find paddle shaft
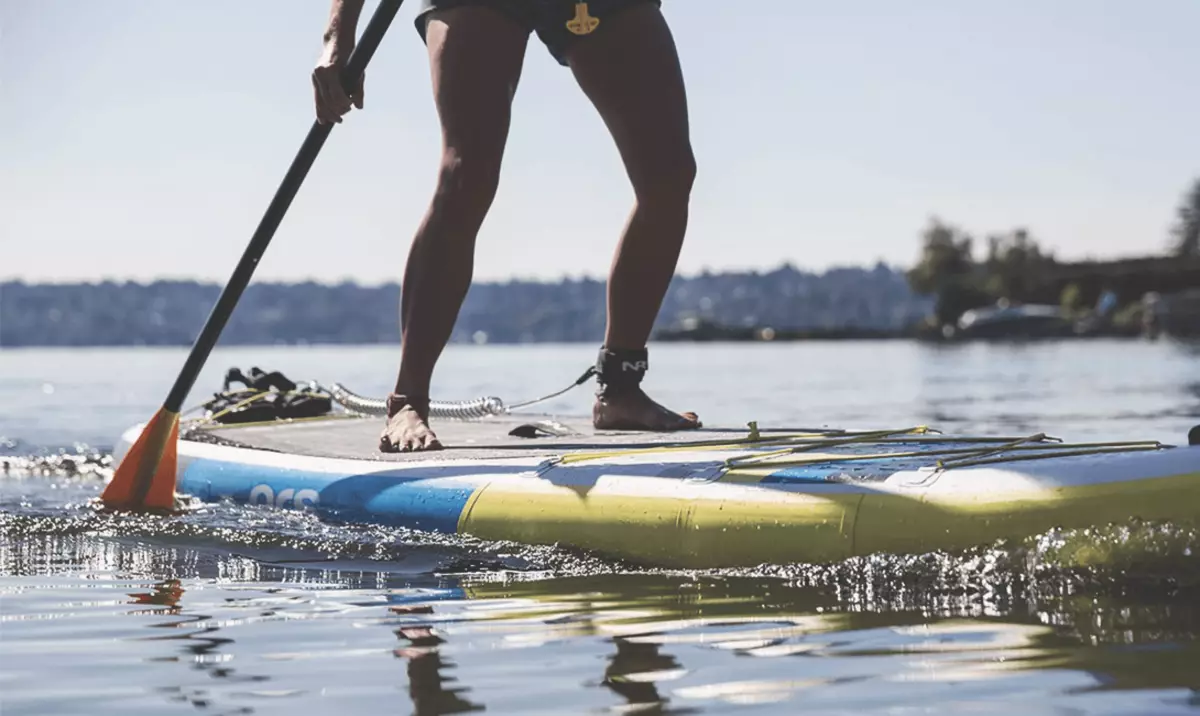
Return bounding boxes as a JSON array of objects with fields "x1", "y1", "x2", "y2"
[{"x1": 163, "y1": 0, "x2": 404, "y2": 413}]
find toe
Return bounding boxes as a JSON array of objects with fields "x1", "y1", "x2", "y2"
[
  {"x1": 668, "y1": 411, "x2": 700, "y2": 430},
  {"x1": 379, "y1": 434, "x2": 396, "y2": 453}
]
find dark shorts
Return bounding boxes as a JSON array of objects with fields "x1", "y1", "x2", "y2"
[{"x1": 415, "y1": 0, "x2": 662, "y2": 66}]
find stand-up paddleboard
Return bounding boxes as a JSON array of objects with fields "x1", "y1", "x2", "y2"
[{"x1": 111, "y1": 375, "x2": 1200, "y2": 569}]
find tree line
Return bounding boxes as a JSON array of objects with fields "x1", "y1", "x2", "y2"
[
  {"x1": 906, "y1": 176, "x2": 1200, "y2": 327},
  {"x1": 1, "y1": 264, "x2": 933, "y2": 347}
]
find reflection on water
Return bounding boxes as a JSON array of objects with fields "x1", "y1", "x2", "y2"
[
  {"x1": 3, "y1": 529, "x2": 1200, "y2": 715},
  {"x1": 393, "y1": 604, "x2": 485, "y2": 715}
]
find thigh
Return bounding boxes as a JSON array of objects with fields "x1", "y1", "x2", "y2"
[
  {"x1": 422, "y1": 6, "x2": 531, "y2": 153},
  {"x1": 562, "y1": 2, "x2": 693, "y2": 192}
]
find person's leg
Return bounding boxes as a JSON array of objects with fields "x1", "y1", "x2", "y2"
[
  {"x1": 559, "y1": 1, "x2": 701, "y2": 431},
  {"x1": 381, "y1": 5, "x2": 531, "y2": 452}
]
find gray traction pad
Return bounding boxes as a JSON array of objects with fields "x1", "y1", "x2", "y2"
[{"x1": 187, "y1": 413, "x2": 814, "y2": 462}]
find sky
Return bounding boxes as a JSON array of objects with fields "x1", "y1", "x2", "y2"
[{"x1": 3, "y1": 0, "x2": 1199, "y2": 285}]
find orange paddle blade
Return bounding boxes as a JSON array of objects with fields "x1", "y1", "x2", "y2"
[{"x1": 101, "y1": 408, "x2": 180, "y2": 511}]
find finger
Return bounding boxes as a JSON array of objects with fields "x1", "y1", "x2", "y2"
[
  {"x1": 321, "y1": 68, "x2": 353, "y2": 116},
  {"x1": 315, "y1": 82, "x2": 340, "y2": 124},
  {"x1": 352, "y1": 72, "x2": 365, "y2": 110},
  {"x1": 314, "y1": 67, "x2": 351, "y2": 120},
  {"x1": 312, "y1": 74, "x2": 331, "y2": 124},
  {"x1": 313, "y1": 71, "x2": 342, "y2": 124},
  {"x1": 314, "y1": 73, "x2": 348, "y2": 123}
]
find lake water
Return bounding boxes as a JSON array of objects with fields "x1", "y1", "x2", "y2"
[{"x1": 3, "y1": 340, "x2": 1200, "y2": 715}]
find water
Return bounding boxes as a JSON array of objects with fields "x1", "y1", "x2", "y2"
[{"x1": 3, "y1": 340, "x2": 1200, "y2": 714}]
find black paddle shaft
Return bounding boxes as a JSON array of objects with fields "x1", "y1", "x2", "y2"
[{"x1": 163, "y1": 0, "x2": 405, "y2": 413}]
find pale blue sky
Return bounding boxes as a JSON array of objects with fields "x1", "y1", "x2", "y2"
[{"x1": 4, "y1": 0, "x2": 1198, "y2": 285}]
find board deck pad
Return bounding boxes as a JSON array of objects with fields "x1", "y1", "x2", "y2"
[
  {"x1": 180, "y1": 413, "x2": 1180, "y2": 485},
  {"x1": 189, "y1": 413, "x2": 816, "y2": 462}
]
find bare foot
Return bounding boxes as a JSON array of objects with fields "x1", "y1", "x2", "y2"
[
  {"x1": 593, "y1": 388, "x2": 701, "y2": 432},
  {"x1": 379, "y1": 395, "x2": 444, "y2": 453}
]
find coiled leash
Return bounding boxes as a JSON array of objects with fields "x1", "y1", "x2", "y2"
[
  {"x1": 189, "y1": 347, "x2": 653, "y2": 425},
  {"x1": 329, "y1": 346, "x2": 651, "y2": 419}
]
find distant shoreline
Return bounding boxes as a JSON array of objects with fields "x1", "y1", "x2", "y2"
[
  {"x1": 0, "y1": 267, "x2": 934, "y2": 348},
  {"x1": 0, "y1": 331, "x2": 1159, "y2": 349}
]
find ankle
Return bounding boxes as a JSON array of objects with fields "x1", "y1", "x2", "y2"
[
  {"x1": 386, "y1": 393, "x2": 431, "y2": 418},
  {"x1": 594, "y1": 345, "x2": 649, "y2": 398},
  {"x1": 595, "y1": 386, "x2": 645, "y2": 403}
]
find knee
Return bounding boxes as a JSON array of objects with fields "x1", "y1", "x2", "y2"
[
  {"x1": 431, "y1": 144, "x2": 505, "y2": 221},
  {"x1": 631, "y1": 144, "x2": 697, "y2": 206}
]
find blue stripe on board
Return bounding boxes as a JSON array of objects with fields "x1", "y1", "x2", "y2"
[{"x1": 179, "y1": 458, "x2": 480, "y2": 534}]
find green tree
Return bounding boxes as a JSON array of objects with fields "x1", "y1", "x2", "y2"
[
  {"x1": 983, "y1": 227, "x2": 1053, "y2": 300},
  {"x1": 907, "y1": 218, "x2": 991, "y2": 326},
  {"x1": 1171, "y1": 177, "x2": 1200, "y2": 257},
  {"x1": 906, "y1": 218, "x2": 975, "y2": 294}
]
